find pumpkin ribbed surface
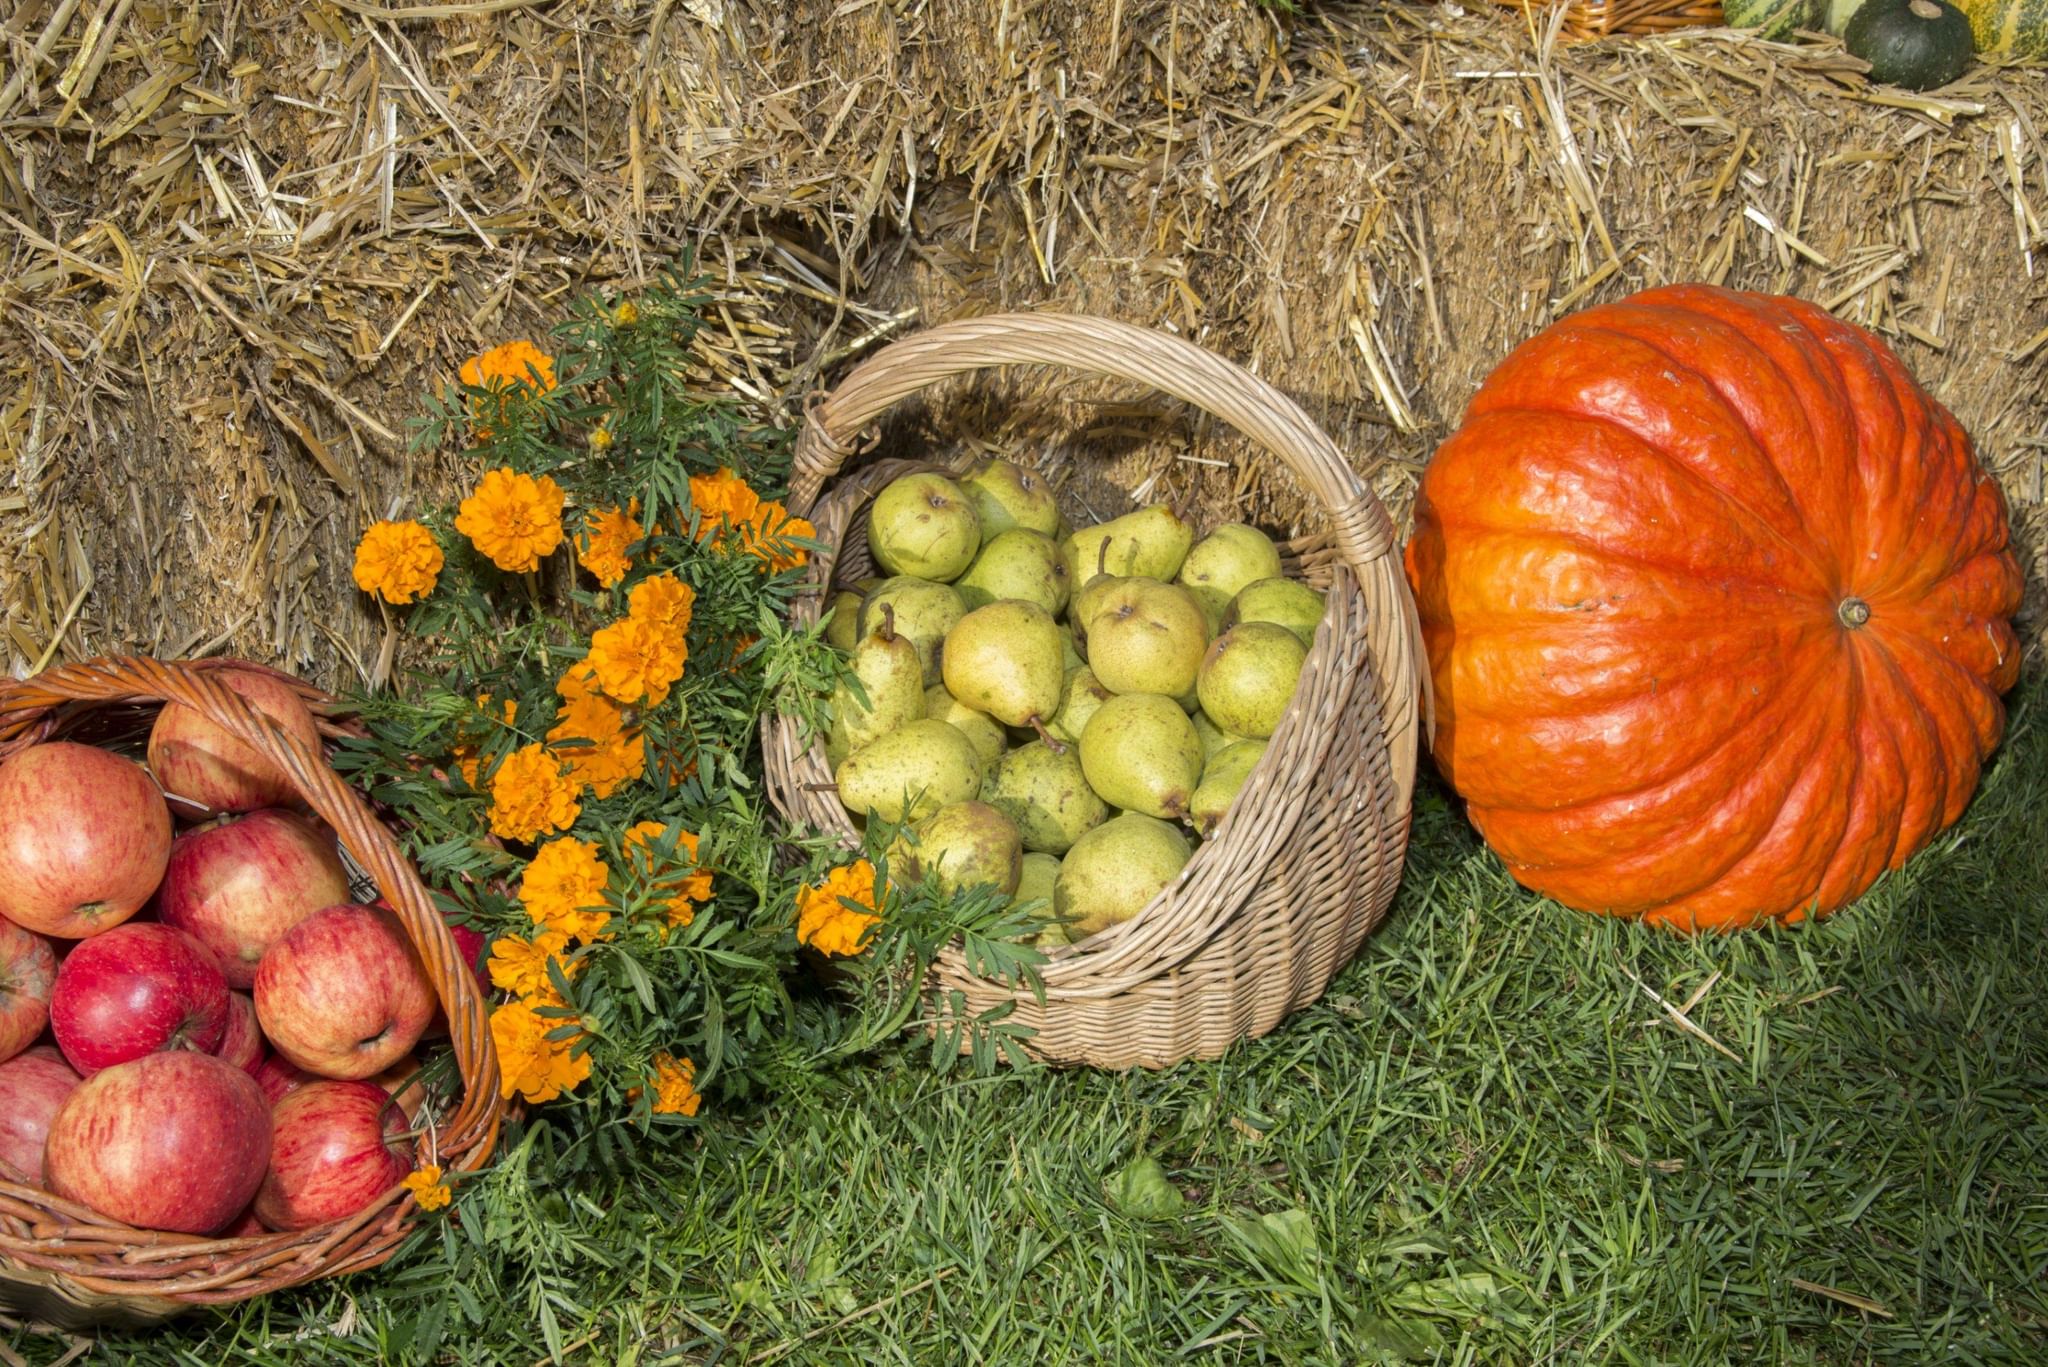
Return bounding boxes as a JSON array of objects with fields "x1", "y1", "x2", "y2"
[{"x1": 1405, "y1": 284, "x2": 2023, "y2": 931}]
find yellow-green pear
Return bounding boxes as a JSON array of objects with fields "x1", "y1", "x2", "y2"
[
  {"x1": 985, "y1": 740, "x2": 1109, "y2": 855},
  {"x1": 960, "y1": 458, "x2": 1061, "y2": 537},
  {"x1": 835, "y1": 719, "x2": 983, "y2": 825},
  {"x1": 1189, "y1": 739, "x2": 1267, "y2": 837},
  {"x1": 859, "y1": 577, "x2": 965, "y2": 683},
  {"x1": 1177, "y1": 524, "x2": 1283, "y2": 631},
  {"x1": 941, "y1": 600, "x2": 1064, "y2": 730},
  {"x1": 1059, "y1": 625, "x2": 1084, "y2": 672},
  {"x1": 1190, "y1": 709, "x2": 1238, "y2": 761},
  {"x1": 823, "y1": 589, "x2": 864, "y2": 653},
  {"x1": 1015, "y1": 851, "x2": 1061, "y2": 912},
  {"x1": 868, "y1": 473, "x2": 981, "y2": 581},
  {"x1": 899, "y1": 801, "x2": 1022, "y2": 897},
  {"x1": 1046, "y1": 667, "x2": 1114, "y2": 745},
  {"x1": 1056, "y1": 813, "x2": 1192, "y2": 937},
  {"x1": 1196, "y1": 623, "x2": 1307, "y2": 740},
  {"x1": 825, "y1": 615, "x2": 926, "y2": 757},
  {"x1": 1077, "y1": 693, "x2": 1203, "y2": 820},
  {"x1": 1224, "y1": 577, "x2": 1325, "y2": 649},
  {"x1": 1083, "y1": 578, "x2": 1210, "y2": 699},
  {"x1": 955, "y1": 529, "x2": 1071, "y2": 615},
  {"x1": 1062, "y1": 505, "x2": 1194, "y2": 587},
  {"x1": 924, "y1": 684, "x2": 1006, "y2": 768}
]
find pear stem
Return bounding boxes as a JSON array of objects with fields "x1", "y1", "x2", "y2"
[
  {"x1": 878, "y1": 603, "x2": 897, "y2": 642},
  {"x1": 1027, "y1": 717, "x2": 1063, "y2": 751}
]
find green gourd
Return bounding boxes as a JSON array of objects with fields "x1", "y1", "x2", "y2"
[{"x1": 1845, "y1": 0, "x2": 1976, "y2": 89}]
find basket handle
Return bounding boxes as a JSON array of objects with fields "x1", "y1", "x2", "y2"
[
  {"x1": 0, "y1": 657, "x2": 503, "y2": 1171},
  {"x1": 792, "y1": 312, "x2": 1400, "y2": 580}
]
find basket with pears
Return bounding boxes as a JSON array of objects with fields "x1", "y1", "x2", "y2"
[{"x1": 766, "y1": 313, "x2": 1422, "y2": 1069}]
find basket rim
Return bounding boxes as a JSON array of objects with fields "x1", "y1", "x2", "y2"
[{"x1": 0, "y1": 654, "x2": 503, "y2": 1322}]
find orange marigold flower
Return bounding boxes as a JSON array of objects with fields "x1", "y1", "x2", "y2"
[
  {"x1": 487, "y1": 928, "x2": 577, "y2": 999},
  {"x1": 587, "y1": 616, "x2": 686, "y2": 706},
  {"x1": 687, "y1": 468, "x2": 763, "y2": 535},
  {"x1": 488, "y1": 742, "x2": 580, "y2": 843},
  {"x1": 461, "y1": 340, "x2": 557, "y2": 395},
  {"x1": 742, "y1": 501, "x2": 814, "y2": 573},
  {"x1": 351, "y1": 520, "x2": 443, "y2": 605},
  {"x1": 454, "y1": 694, "x2": 518, "y2": 789},
  {"x1": 796, "y1": 860, "x2": 882, "y2": 958},
  {"x1": 548, "y1": 662, "x2": 646, "y2": 799},
  {"x1": 627, "y1": 573, "x2": 695, "y2": 632},
  {"x1": 624, "y1": 821, "x2": 711, "y2": 930},
  {"x1": 455, "y1": 468, "x2": 565, "y2": 574},
  {"x1": 576, "y1": 500, "x2": 642, "y2": 589},
  {"x1": 648, "y1": 1052, "x2": 702, "y2": 1117},
  {"x1": 400, "y1": 1165, "x2": 453, "y2": 1212},
  {"x1": 490, "y1": 998, "x2": 591, "y2": 1104},
  {"x1": 518, "y1": 837, "x2": 612, "y2": 943}
]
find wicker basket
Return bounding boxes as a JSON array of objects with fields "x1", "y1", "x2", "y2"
[
  {"x1": 1491, "y1": 0, "x2": 1725, "y2": 40},
  {"x1": 763, "y1": 313, "x2": 1428, "y2": 1070},
  {"x1": 0, "y1": 656, "x2": 502, "y2": 1330}
]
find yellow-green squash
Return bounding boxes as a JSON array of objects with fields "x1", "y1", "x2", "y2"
[{"x1": 1956, "y1": 0, "x2": 2048, "y2": 54}]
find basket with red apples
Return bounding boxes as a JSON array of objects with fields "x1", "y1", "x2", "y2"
[{"x1": 0, "y1": 656, "x2": 500, "y2": 1328}]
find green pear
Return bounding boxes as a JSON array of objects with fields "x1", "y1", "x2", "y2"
[
  {"x1": 1056, "y1": 813, "x2": 1192, "y2": 937},
  {"x1": 1077, "y1": 693, "x2": 1203, "y2": 820},
  {"x1": 1083, "y1": 578, "x2": 1210, "y2": 699},
  {"x1": 835, "y1": 719, "x2": 983, "y2": 825},
  {"x1": 1190, "y1": 709, "x2": 1238, "y2": 760},
  {"x1": 1068, "y1": 564, "x2": 1131, "y2": 647},
  {"x1": 1189, "y1": 739, "x2": 1268, "y2": 837},
  {"x1": 1197, "y1": 623, "x2": 1308, "y2": 740},
  {"x1": 825, "y1": 614, "x2": 926, "y2": 757},
  {"x1": 1177, "y1": 524, "x2": 1283, "y2": 631},
  {"x1": 1046, "y1": 667, "x2": 1114, "y2": 745},
  {"x1": 899, "y1": 801, "x2": 1022, "y2": 896},
  {"x1": 868, "y1": 473, "x2": 981, "y2": 581},
  {"x1": 1015, "y1": 851, "x2": 1061, "y2": 912},
  {"x1": 985, "y1": 740, "x2": 1109, "y2": 855},
  {"x1": 941, "y1": 600, "x2": 1065, "y2": 729},
  {"x1": 955, "y1": 529, "x2": 1071, "y2": 615},
  {"x1": 1063, "y1": 505, "x2": 1194, "y2": 587},
  {"x1": 823, "y1": 589, "x2": 864, "y2": 653},
  {"x1": 961, "y1": 458, "x2": 1061, "y2": 537},
  {"x1": 1224, "y1": 577, "x2": 1325, "y2": 649},
  {"x1": 860, "y1": 577, "x2": 965, "y2": 683},
  {"x1": 924, "y1": 684, "x2": 1006, "y2": 768},
  {"x1": 1059, "y1": 625, "x2": 1085, "y2": 672}
]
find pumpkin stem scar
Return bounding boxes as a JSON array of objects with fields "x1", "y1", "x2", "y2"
[{"x1": 1838, "y1": 597, "x2": 1872, "y2": 629}]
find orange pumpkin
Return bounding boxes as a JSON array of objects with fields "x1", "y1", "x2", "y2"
[{"x1": 1405, "y1": 284, "x2": 2023, "y2": 931}]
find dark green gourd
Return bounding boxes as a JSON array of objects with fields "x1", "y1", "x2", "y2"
[{"x1": 1844, "y1": 0, "x2": 1976, "y2": 89}]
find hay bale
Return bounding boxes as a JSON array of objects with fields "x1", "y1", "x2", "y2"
[{"x1": 1, "y1": 0, "x2": 2043, "y2": 688}]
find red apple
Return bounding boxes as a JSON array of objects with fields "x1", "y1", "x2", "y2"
[
  {"x1": 155, "y1": 809, "x2": 352, "y2": 989},
  {"x1": 254, "y1": 1080, "x2": 412, "y2": 1231},
  {"x1": 215, "y1": 991, "x2": 263, "y2": 1073},
  {"x1": 369, "y1": 1053, "x2": 428, "y2": 1122},
  {"x1": 0, "y1": 1046, "x2": 81, "y2": 1186},
  {"x1": 253, "y1": 1052, "x2": 313, "y2": 1105},
  {"x1": 49, "y1": 922, "x2": 229, "y2": 1075},
  {"x1": 0, "y1": 742, "x2": 172, "y2": 939},
  {"x1": 220, "y1": 1205, "x2": 266, "y2": 1237},
  {"x1": 254, "y1": 904, "x2": 434, "y2": 1079},
  {"x1": 146, "y1": 666, "x2": 321, "y2": 818},
  {"x1": 44, "y1": 1050, "x2": 270, "y2": 1234},
  {"x1": 0, "y1": 918, "x2": 58, "y2": 1063}
]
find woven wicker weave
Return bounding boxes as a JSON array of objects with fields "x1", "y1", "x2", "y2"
[
  {"x1": 1492, "y1": 0, "x2": 1724, "y2": 40},
  {"x1": 763, "y1": 313, "x2": 1428, "y2": 1070},
  {"x1": 0, "y1": 656, "x2": 502, "y2": 1329}
]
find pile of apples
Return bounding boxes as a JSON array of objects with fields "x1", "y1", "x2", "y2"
[
  {"x1": 0, "y1": 668, "x2": 477, "y2": 1238},
  {"x1": 822, "y1": 460, "x2": 1325, "y2": 943}
]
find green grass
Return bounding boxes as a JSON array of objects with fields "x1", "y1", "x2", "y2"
[{"x1": 19, "y1": 682, "x2": 2048, "y2": 1364}]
